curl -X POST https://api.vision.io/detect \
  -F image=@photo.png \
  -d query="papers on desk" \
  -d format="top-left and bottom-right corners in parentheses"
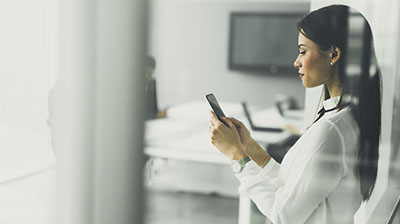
top-left (144, 118), bottom-right (196, 143)
top-left (144, 101), bottom-right (303, 164)
top-left (145, 116), bottom-right (228, 164)
top-left (242, 107), bottom-right (292, 144)
top-left (166, 101), bottom-right (244, 120)
top-left (248, 107), bottom-right (304, 142)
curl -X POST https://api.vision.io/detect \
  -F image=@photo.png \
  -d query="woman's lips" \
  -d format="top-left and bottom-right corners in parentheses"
top-left (299, 73), bottom-right (304, 78)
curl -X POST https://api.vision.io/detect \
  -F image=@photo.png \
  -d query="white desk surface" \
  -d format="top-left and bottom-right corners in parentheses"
top-left (144, 100), bottom-right (302, 164)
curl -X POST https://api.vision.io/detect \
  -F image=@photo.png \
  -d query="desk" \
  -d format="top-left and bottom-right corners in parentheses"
top-left (144, 101), bottom-right (302, 224)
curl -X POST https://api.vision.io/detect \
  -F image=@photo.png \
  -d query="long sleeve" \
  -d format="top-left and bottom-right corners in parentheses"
top-left (236, 120), bottom-right (347, 224)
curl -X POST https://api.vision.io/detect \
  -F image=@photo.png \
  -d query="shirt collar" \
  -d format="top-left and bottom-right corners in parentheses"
top-left (322, 96), bottom-right (340, 111)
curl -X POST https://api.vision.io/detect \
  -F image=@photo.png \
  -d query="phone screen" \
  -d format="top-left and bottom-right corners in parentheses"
top-left (205, 93), bottom-right (226, 119)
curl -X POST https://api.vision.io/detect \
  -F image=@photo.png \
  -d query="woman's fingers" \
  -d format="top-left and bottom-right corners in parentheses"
top-left (230, 117), bottom-right (245, 128)
top-left (229, 117), bottom-right (251, 142)
top-left (209, 111), bottom-right (228, 136)
top-left (210, 110), bottom-right (232, 128)
top-left (220, 117), bottom-right (236, 130)
top-left (207, 112), bottom-right (248, 160)
top-left (209, 112), bottom-right (244, 136)
top-left (209, 110), bottom-right (220, 126)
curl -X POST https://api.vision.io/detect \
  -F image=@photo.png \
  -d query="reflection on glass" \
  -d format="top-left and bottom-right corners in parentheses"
top-left (144, 2), bottom-right (399, 224)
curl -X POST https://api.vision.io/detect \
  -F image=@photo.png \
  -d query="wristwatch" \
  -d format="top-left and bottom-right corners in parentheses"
top-left (231, 156), bottom-right (251, 173)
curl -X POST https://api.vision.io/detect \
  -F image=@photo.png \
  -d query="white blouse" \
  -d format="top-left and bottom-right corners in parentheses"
top-left (235, 96), bottom-right (363, 224)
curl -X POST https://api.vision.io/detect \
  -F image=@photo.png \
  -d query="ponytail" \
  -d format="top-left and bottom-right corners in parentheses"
top-left (356, 68), bottom-right (381, 201)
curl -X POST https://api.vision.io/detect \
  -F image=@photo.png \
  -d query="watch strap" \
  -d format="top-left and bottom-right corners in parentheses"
top-left (237, 156), bottom-right (251, 166)
top-left (232, 156), bottom-right (251, 173)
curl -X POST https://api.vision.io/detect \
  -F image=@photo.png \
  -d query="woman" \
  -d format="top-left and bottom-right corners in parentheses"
top-left (208, 5), bottom-right (381, 223)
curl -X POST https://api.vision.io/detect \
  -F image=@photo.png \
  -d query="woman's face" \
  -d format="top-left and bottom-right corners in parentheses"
top-left (293, 32), bottom-right (332, 88)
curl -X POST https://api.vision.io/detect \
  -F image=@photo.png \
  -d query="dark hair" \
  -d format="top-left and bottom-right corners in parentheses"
top-left (297, 5), bottom-right (381, 201)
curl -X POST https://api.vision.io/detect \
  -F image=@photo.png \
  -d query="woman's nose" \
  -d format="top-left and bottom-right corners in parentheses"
top-left (293, 56), bottom-right (301, 68)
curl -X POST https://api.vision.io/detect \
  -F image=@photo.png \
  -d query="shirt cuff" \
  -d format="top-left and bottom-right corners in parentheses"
top-left (235, 158), bottom-right (280, 197)
top-left (234, 160), bottom-right (261, 183)
top-left (235, 157), bottom-right (281, 191)
top-left (259, 157), bottom-right (280, 180)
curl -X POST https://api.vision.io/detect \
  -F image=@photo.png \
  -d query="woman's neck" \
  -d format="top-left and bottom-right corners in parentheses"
top-left (327, 85), bottom-right (342, 98)
top-left (326, 71), bottom-right (342, 98)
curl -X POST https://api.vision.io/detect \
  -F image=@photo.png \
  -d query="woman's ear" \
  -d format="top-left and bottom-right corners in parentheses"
top-left (330, 46), bottom-right (341, 65)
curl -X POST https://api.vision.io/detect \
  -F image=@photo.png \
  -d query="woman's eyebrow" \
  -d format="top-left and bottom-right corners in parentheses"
top-left (298, 44), bottom-right (306, 48)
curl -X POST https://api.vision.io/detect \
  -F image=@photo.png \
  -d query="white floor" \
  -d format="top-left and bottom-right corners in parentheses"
top-left (143, 158), bottom-right (268, 224)
top-left (144, 188), bottom-right (241, 224)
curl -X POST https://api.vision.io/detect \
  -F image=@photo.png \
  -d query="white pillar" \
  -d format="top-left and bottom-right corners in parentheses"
top-left (93, 0), bottom-right (148, 223)
top-left (56, 0), bottom-right (96, 224)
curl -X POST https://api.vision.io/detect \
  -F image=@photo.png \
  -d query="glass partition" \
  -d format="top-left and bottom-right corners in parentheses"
top-left (144, 0), bottom-right (400, 223)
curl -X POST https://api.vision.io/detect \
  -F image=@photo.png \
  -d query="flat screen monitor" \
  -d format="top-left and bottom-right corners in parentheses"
top-left (228, 12), bottom-right (305, 74)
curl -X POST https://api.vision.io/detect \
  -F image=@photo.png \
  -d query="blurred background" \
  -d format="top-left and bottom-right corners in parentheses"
top-left (0, 0), bottom-right (399, 224)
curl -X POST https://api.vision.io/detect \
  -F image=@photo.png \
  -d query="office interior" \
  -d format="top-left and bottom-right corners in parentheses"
top-left (144, 0), bottom-right (400, 223)
top-left (0, 0), bottom-right (399, 224)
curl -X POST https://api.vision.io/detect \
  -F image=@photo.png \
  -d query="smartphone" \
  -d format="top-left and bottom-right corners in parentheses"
top-left (205, 93), bottom-right (226, 119)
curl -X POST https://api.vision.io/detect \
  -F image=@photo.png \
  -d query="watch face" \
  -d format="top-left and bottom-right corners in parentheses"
top-left (231, 161), bottom-right (242, 173)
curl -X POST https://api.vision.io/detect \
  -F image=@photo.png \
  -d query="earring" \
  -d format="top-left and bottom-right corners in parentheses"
top-left (330, 62), bottom-right (334, 66)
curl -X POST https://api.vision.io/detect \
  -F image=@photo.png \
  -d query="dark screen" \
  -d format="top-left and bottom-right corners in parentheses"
top-left (229, 12), bottom-right (304, 74)
top-left (205, 94), bottom-right (226, 118)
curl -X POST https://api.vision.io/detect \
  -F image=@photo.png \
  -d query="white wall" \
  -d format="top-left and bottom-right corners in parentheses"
top-left (0, 0), bottom-right (56, 183)
top-left (148, 0), bottom-right (310, 109)
top-left (0, 0), bottom-right (57, 223)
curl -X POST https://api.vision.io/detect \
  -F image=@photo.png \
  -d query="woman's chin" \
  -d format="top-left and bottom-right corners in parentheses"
top-left (301, 79), bottom-right (310, 88)
top-left (301, 80), bottom-right (319, 88)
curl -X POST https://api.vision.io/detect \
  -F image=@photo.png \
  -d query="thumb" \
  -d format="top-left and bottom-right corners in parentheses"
top-left (230, 118), bottom-right (245, 128)
top-left (220, 117), bottom-right (236, 130)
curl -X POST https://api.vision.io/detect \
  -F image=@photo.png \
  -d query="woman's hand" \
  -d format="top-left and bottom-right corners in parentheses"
top-left (229, 117), bottom-right (272, 168)
top-left (229, 117), bottom-right (253, 148)
top-left (208, 111), bottom-right (247, 160)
